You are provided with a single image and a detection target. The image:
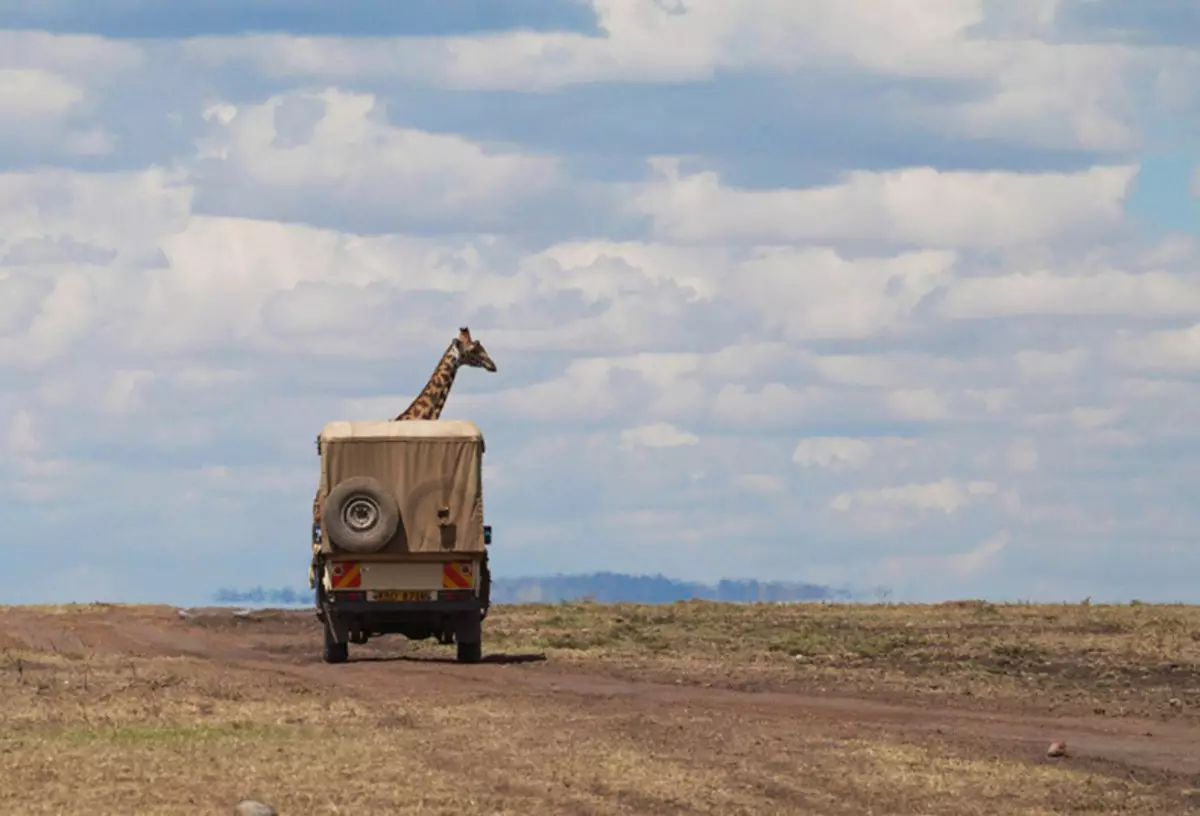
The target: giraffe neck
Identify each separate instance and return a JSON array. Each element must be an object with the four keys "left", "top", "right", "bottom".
[{"left": 395, "top": 341, "right": 461, "bottom": 420}]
